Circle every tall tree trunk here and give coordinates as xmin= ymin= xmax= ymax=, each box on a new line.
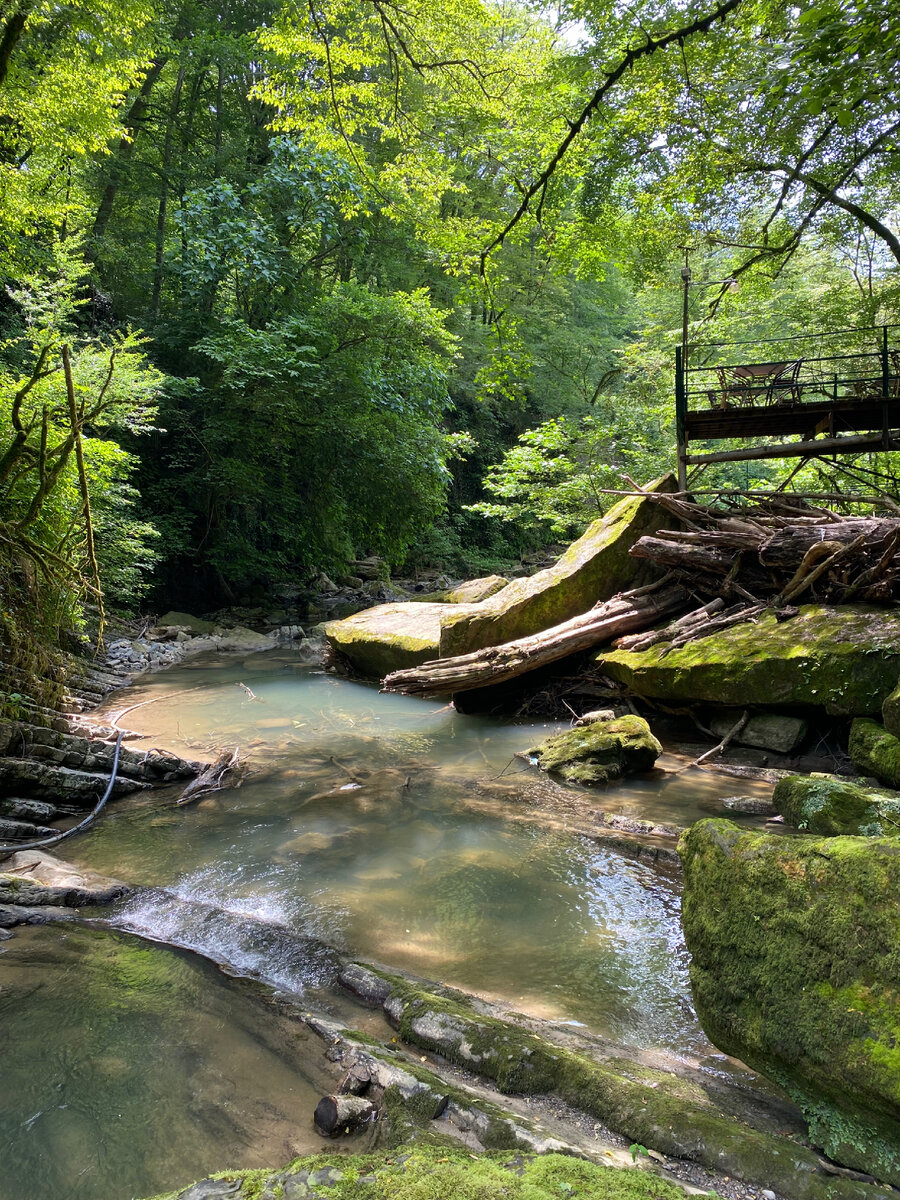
xmin=151 ymin=63 xmax=186 ymax=322
xmin=92 ymin=57 xmax=168 ymax=244
xmin=0 ymin=4 xmax=31 ymax=90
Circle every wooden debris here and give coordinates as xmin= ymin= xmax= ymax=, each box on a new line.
xmin=177 ymin=746 xmax=243 ymax=804
xmin=382 ymin=580 xmax=691 ymax=697
xmin=313 ymin=1093 xmax=378 ymax=1137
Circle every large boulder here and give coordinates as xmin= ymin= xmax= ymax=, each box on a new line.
xmin=882 ymin=678 xmax=900 ymax=739
xmin=438 ymin=475 xmax=678 ymax=658
xmin=156 ymin=610 xmax=216 ymax=635
xmin=773 ymin=773 xmax=900 ymax=836
xmin=324 ymin=602 xmax=456 ymax=677
xmin=527 ymin=715 xmax=661 ymax=785
xmin=597 ymin=605 xmax=900 ymax=715
xmin=442 ymin=574 xmax=509 ymax=604
xmin=680 ymin=819 xmax=900 ymax=1185
xmin=849 ymin=718 xmax=900 ymax=788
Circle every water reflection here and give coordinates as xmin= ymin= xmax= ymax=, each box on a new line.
xmin=75 ymin=653 xmax=773 ymax=1054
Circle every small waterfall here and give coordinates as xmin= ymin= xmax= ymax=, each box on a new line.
xmin=109 ymin=867 xmax=340 ymax=994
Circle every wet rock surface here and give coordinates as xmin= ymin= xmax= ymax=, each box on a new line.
xmin=680 ymin=818 xmax=900 ymax=1186
xmin=773 ymin=773 xmax=900 ymax=835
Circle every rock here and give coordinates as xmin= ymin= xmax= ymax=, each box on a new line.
xmin=337 ymin=575 xmax=365 ymax=589
xmin=773 ymin=773 xmax=900 ymax=836
xmin=439 ymin=475 xmax=678 ymax=658
xmin=214 ymin=626 xmax=278 ymax=652
xmin=598 ymin=604 xmax=900 ymax=716
xmin=527 ymin=715 xmax=661 ymax=785
xmin=882 ymin=679 xmax=900 ymax=739
xmin=710 ymin=711 xmax=808 ymax=754
xmin=0 ymin=758 xmax=147 ymax=803
xmin=849 ymin=718 xmax=900 ymax=788
xmin=0 ymin=902 xmax=74 ymax=927
xmin=315 ymin=573 xmax=339 ymax=593
xmin=0 ymin=797 xmax=58 ymax=822
xmin=680 ymin=818 xmax=900 ymax=1185
xmin=338 ymin=962 xmax=393 ymax=1006
xmin=0 ymin=850 xmax=130 ymax=906
xmin=174 ymin=1181 xmax=242 ymax=1200
xmin=722 ymin=795 xmax=776 ymax=816
xmin=324 ymin=602 xmax=456 ymax=677
xmin=0 ymin=816 xmax=56 ymax=839
xmin=442 ymin=575 xmax=509 ymax=604
xmin=156 ymin=610 xmax=216 ymax=635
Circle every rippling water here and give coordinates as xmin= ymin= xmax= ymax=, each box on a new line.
xmin=1 ymin=649 xmax=775 ymax=1199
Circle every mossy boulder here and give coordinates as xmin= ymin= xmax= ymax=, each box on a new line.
xmin=528 ymin=716 xmax=661 ymax=785
xmin=438 ymin=475 xmax=678 ymax=659
xmin=679 ymin=819 xmax=900 ymax=1185
xmin=773 ymin=774 xmax=900 ymax=836
xmin=597 ymin=604 xmax=900 ymax=715
xmin=882 ymin=679 xmax=900 ymax=739
xmin=849 ymin=718 xmax=900 ymax=788
xmin=443 ymin=575 xmax=509 ymax=604
xmin=336 ymin=963 xmax=888 ymax=1200
xmin=324 ymin=602 xmax=456 ymax=677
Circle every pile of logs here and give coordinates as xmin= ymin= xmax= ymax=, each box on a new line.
xmin=383 ymin=494 xmax=900 ymax=698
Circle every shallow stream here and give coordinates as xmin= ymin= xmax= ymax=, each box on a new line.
xmin=0 ymin=649 xmax=776 ymax=1200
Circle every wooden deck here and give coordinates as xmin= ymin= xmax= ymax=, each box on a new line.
xmin=685 ymin=395 xmax=900 ymax=443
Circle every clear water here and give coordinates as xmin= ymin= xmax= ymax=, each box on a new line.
xmin=1 ymin=649 xmax=778 ymax=1200
xmin=72 ymin=651 xmax=772 ymax=1046
xmin=0 ymin=923 xmax=368 ymax=1200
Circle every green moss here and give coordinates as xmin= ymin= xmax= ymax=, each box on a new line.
xmin=849 ymin=719 xmax=900 ymax=788
xmin=439 ymin=477 xmax=677 ymax=658
xmin=324 ymin=603 xmax=452 ymax=677
xmin=773 ymin=774 xmax=900 ymax=836
xmin=141 ymin=1147 xmax=701 ymax=1200
xmin=367 ymin=970 xmax=884 ymax=1199
xmin=529 ymin=716 xmax=661 ymax=785
xmin=597 ymin=605 xmax=900 ymax=715
xmin=882 ymin=679 xmax=900 ymax=739
xmin=680 ymin=819 xmax=900 ymax=1185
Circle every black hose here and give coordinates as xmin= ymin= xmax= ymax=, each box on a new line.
xmin=0 ymin=732 xmax=124 ymax=859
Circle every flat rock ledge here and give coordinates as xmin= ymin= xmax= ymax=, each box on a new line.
xmin=0 ymin=850 xmax=131 ymax=923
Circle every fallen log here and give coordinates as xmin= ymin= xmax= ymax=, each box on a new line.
xmin=382 ymin=581 xmax=691 ymax=697
xmin=314 ymin=1094 xmax=377 ymax=1137
xmin=759 ymin=518 xmax=899 ymax=568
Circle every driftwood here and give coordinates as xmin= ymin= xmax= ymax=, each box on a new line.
xmin=382 ymin=580 xmax=691 ymax=696
xmin=177 ymin=746 xmax=243 ymax=804
xmin=313 ymin=1094 xmax=377 ymax=1137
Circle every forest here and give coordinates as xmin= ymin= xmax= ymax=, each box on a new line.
xmin=1 ymin=0 xmax=898 ymax=678
xmin=5 ymin=5 xmax=900 ymax=1200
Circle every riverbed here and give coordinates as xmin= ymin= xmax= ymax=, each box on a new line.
xmin=0 ymin=648 xmax=776 ymax=1200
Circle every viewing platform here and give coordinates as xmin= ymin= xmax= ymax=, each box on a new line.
xmin=675 ymin=325 xmax=900 ymax=482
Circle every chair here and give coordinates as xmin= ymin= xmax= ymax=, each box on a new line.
xmin=766 ymin=360 xmax=802 ymax=406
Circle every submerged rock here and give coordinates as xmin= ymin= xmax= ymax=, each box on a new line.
xmin=680 ymin=818 xmax=900 ymax=1185
xmin=528 ymin=715 xmax=661 ymax=785
xmin=849 ymin=717 xmax=900 ymax=788
xmin=773 ymin=773 xmax=900 ymax=836
xmin=598 ymin=604 xmax=900 ymax=716
xmin=439 ymin=475 xmax=677 ymax=658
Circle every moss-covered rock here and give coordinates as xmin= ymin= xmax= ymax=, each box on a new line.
xmin=323 ymin=603 xmax=456 ymax=677
xmin=849 ymin=718 xmax=900 ymax=788
xmin=773 ymin=774 xmax=900 ymax=836
xmin=338 ymin=964 xmax=889 ymax=1199
xmin=143 ymin=1146 xmax=697 ymax=1200
xmin=443 ymin=575 xmax=509 ymax=604
xmin=528 ymin=716 xmax=661 ymax=785
xmin=679 ymin=819 xmax=900 ymax=1185
xmin=881 ymin=679 xmax=900 ymax=739
xmin=438 ymin=475 xmax=678 ymax=659
xmin=597 ymin=604 xmax=900 ymax=715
